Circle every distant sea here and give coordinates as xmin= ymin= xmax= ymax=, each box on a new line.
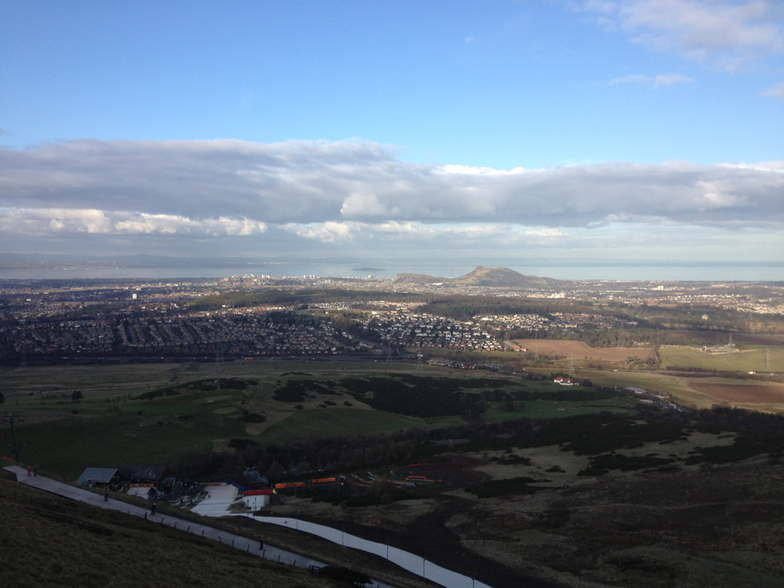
xmin=0 ymin=259 xmax=782 ymax=282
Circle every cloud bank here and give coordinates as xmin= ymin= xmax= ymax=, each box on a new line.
xmin=1 ymin=139 xmax=782 ymax=268
xmin=2 ymin=139 xmax=782 ymax=237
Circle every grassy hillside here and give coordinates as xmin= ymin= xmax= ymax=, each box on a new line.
xmin=5 ymin=364 xmax=784 ymax=588
xmin=5 ymin=358 xmax=782 ymax=479
xmin=2 ymin=362 xmax=636 ymax=479
xmin=0 ymin=472 xmax=330 ymax=588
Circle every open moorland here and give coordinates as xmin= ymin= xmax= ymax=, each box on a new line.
xmin=267 ymin=429 xmax=784 ymax=588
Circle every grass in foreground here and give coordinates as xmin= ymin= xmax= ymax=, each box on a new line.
xmin=0 ymin=473 xmax=330 ymax=588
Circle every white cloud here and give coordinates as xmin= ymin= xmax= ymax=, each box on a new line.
xmin=578 ymin=0 xmax=784 ymax=70
xmin=377 ymin=221 xmax=438 ymax=237
xmin=0 ymin=208 xmax=112 ymax=235
xmin=653 ymin=73 xmax=694 ymax=86
xmin=761 ymin=81 xmax=784 ymax=97
xmin=610 ymin=74 xmax=654 ymax=85
xmin=522 ymin=228 xmax=567 ymax=237
xmin=281 ymin=221 xmax=567 ymax=248
xmin=115 ymin=214 xmax=187 ymax=235
xmin=114 ymin=214 xmax=267 ymax=236
xmin=340 ymin=193 xmax=400 ymax=218
xmin=282 ymin=221 xmax=362 ymax=242
xmin=583 ymin=0 xmax=617 ymax=15
xmin=1 ymin=140 xmax=783 ymax=244
xmin=0 ymin=208 xmax=267 ymax=237
xmin=609 ymin=73 xmax=693 ymax=87
xmin=439 ymin=164 xmax=527 ymax=175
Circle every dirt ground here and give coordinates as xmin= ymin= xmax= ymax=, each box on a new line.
xmin=688 ymin=382 xmax=784 ymax=405
xmin=512 ymin=340 xmax=656 ymax=363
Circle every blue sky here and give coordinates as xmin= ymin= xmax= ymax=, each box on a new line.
xmin=1 ymin=1 xmax=783 ymax=279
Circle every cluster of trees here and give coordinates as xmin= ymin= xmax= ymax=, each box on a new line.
xmin=501 ymin=325 xmax=742 ymax=349
xmin=167 ymin=402 xmax=784 ymax=493
xmin=189 ymin=288 xmax=420 ymax=311
xmin=621 ymin=303 xmax=784 ymax=334
xmin=271 ymin=375 xmax=525 ymax=419
xmin=624 ymin=356 xmax=658 ymax=370
xmin=341 ymin=376 xmax=487 ymax=418
xmin=420 ymin=296 xmax=596 ymax=322
xmin=171 ymin=427 xmax=431 ymax=483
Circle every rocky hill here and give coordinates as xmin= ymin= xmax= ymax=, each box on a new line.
xmin=393 ymin=266 xmax=560 ymax=288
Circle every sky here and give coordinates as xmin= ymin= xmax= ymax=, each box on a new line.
xmin=1 ymin=0 xmax=783 ymax=280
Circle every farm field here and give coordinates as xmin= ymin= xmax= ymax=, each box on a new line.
xmin=511 ymin=339 xmax=656 ymax=364
xmin=574 ymin=369 xmax=784 ymax=413
xmin=659 ymin=344 xmax=784 ymax=372
xmin=688 ymin=381 xmax=784 ymax=411
xmin=580 ymin=369 xmax=695 ymax=396
xmin=0 ymin=362 xmax=185 ymax=394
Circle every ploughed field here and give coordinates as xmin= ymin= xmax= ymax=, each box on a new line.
xmin=512 ymin=339 xmax=657 ymax=363
xmin=689 ymin=381 xmax=784 ymax=406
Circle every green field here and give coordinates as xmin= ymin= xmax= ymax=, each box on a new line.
xmin=4 ymin=356 xmax=781 ymax=479
xmin=0 ymin=360 xmax=650 ymax=478
xmin=0 ymin=363 xmax=186 ymax=392
xmin=659 ymin=345 xmax=784 ymax=372
xmin=261 ymin=408 xmax=430 ymax=445
xmin=481 ymin=396 xmax=638 ymax=421
xmin=6 ymin=388 xmax=250 ymax=478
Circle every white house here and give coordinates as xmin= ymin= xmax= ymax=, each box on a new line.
xmin=243 ymin=489 xmax=273 ymax=511
xmin=554 ymin=376 xmax=576 ymax=386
